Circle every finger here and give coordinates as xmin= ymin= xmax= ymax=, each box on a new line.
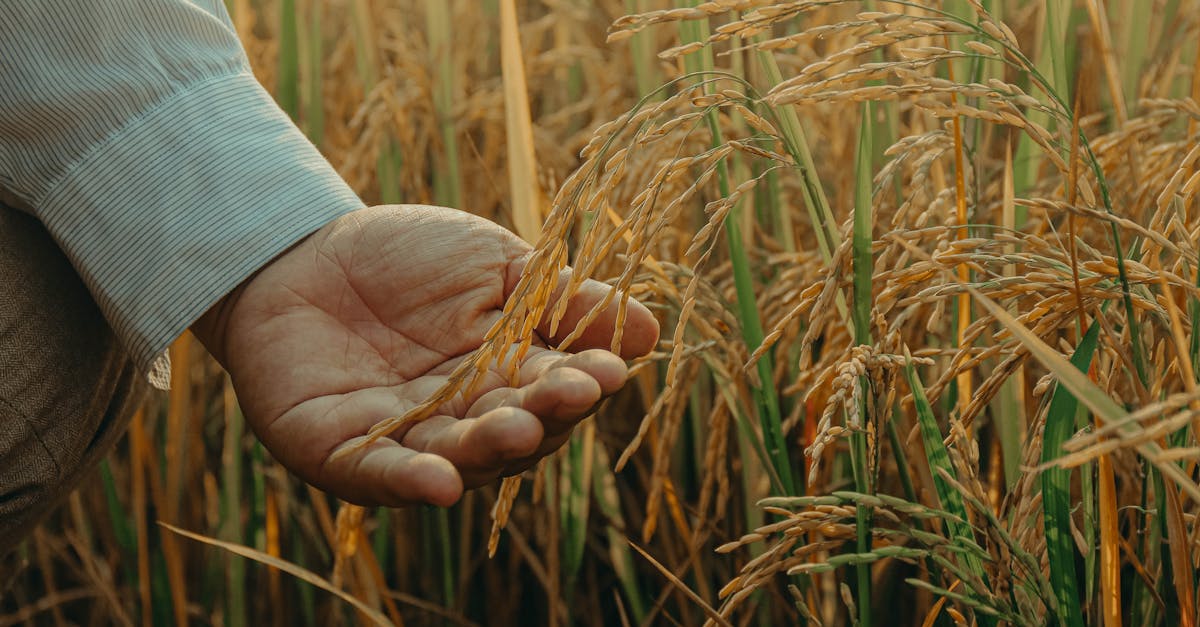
xmin=505 ymin=257 xmax=659 ymax=359
xmin=400 ymin=408 xmax=544 ymax=484
xmin=517 ymin=350 xmax=570 ymax=384
xmin=465 ymin=386 xmax=523 ymax=418
xmin=520 ymin=349 xmax=628 ymax=394
xmin=317 ymin=437 xmax=462 ymax=508
xmin=500 ymin=429 xmax=573 ymax=477
xmin=519 ymin=367 xmax=603 ymax=434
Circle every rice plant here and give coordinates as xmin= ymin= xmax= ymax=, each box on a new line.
xmin=5 ymin=1 xmax=1200 ymax=625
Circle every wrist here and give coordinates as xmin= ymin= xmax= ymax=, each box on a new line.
xmin=191 ymin=281 xmax=247 ymax=367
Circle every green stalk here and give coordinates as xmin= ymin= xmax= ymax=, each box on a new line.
xmin=862 ymin=0 xmax=901 ymax=198
xmin=1115 ymin=0 xmax=1146 ymax=102
xmin=754 ymin=49 xmax=838 ymax=264
xmin=277 ymin=0 xmax=300 ymax=119
xmin=850 ymin=102 xmax=876 ymax=627
xmin=561 ymin=427 xmax=592 ymax=603
xmin=1151 ymin=470 xmax=1178 ymax=625
xmin=417 ymin=505 xmax=454 ymax=608
xmin=1044 ymin=0 xmax=1072 ymax=109
xmin=351 ymin=0 xmax=401 ymax=203
xmin=1040 ymin=322 xmax=1099 ymax=627
xmin=221 ymin=390 xmax=246 ymax=627
xmin=436 ymin=507 xmax=454 ymax=608
xmin=1014 ymin=0 xmax=1067 ymax=224
xmin=372 ymin=509 xmax=390 ymax=586
xmin=625 ymin=0 xmax=662 ymax=102
xmin=304 ymin=0 xmax=325 ymax=147
xmin=679 ymin=4 xmax=794 ymax=495
xmin=753 ymin=46 xmax=850 ymax=326
xmin=426 ymin=0 xmax=463 ymax=208
xmin=250 ymin=443 xmax=267 ymax=551
xmin=100 ymin=461 xmax=135 ymax=554
xmin=885 ymin=411 xmax=916 ymax=507
xmin=1079 ymin=406 xmax=1097 ymax=611
xmin=592 ymin=445 xmax=646 ymax=623
xmin=997 ymin=373 xmax=1022 ymax=489
xmin=292 ymin=528 xmax=316 ymax=626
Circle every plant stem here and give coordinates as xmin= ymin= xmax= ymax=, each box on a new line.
xmin=678 ymin=2 xmax=794 ymax=495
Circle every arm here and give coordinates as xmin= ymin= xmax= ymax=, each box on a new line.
xmin=0 ymin=3 xmax=659 ymax=507
xmin=0 ymin=1 xmax=363 ymax=378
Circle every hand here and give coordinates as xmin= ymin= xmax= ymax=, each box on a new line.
xmin=192 ymin=205 xmax=658 ymax=507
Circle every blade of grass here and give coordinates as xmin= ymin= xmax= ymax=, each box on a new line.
xmin=561 ymin=421 xmax=595 ymax=603
xmin=628 ymin=542 xmax=732 ymax=627
xmin=1040 ymin=320 xmax=1099 ymax=627
xmin=902 ymin=357 xmax=992 ymax=627
xmin=372 ymin=509 xmax=390 ymax=595
xmin=592 ymin=444 xmax=646 ymax=624
xmin=1045 ymin=0 xmax=1073 ymax=108
xmin=99 ymin=461 xmax=134 ymax=554
xmin=436 ymin=508 xmax=454 ymax=609
xmin=161 ymin=523 xmax=393 ymax=626
xmin=1064 ymin=94 xmax=1097 ymax=616
xmin=1014 ymin=0 xmax=1069 ymax=224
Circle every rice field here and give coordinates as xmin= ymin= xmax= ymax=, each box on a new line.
xmin=4 ymin=0 xmax=1200 ymax=625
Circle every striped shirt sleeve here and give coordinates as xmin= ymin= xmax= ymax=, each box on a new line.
xmin=0 ymin=1 xmax=364 ymax=378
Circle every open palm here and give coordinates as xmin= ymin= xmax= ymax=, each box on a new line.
xmin=194 ymin=205 xmax=658 ymax=507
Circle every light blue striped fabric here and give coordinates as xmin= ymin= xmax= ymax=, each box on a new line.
xmin=0 ymin=1 xmax=364 ymax=379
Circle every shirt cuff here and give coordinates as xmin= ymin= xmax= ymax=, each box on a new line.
xmin=36 ymin=71 xmax=364 ymax=375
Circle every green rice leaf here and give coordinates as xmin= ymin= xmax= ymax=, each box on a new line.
xmin=1040 ymin=321 xmax=1099 ymax=627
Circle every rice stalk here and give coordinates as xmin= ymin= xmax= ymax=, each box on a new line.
xmin=850 ymin=100 xmax=875 ymax=627
xmin=220 ymin=378 xmax=246 ymax=627
xmin=677 ymin=0 xmax=794 ymax=495
xmin=162 ymin=336 xmax=192 ymax=627
xmin=500 ymin=0 xmax=547 ymax=241
xmin=278 ymin=0 xmax=300 ymax=119
xmin=426 ymin=0 xmax=462 ymax=208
